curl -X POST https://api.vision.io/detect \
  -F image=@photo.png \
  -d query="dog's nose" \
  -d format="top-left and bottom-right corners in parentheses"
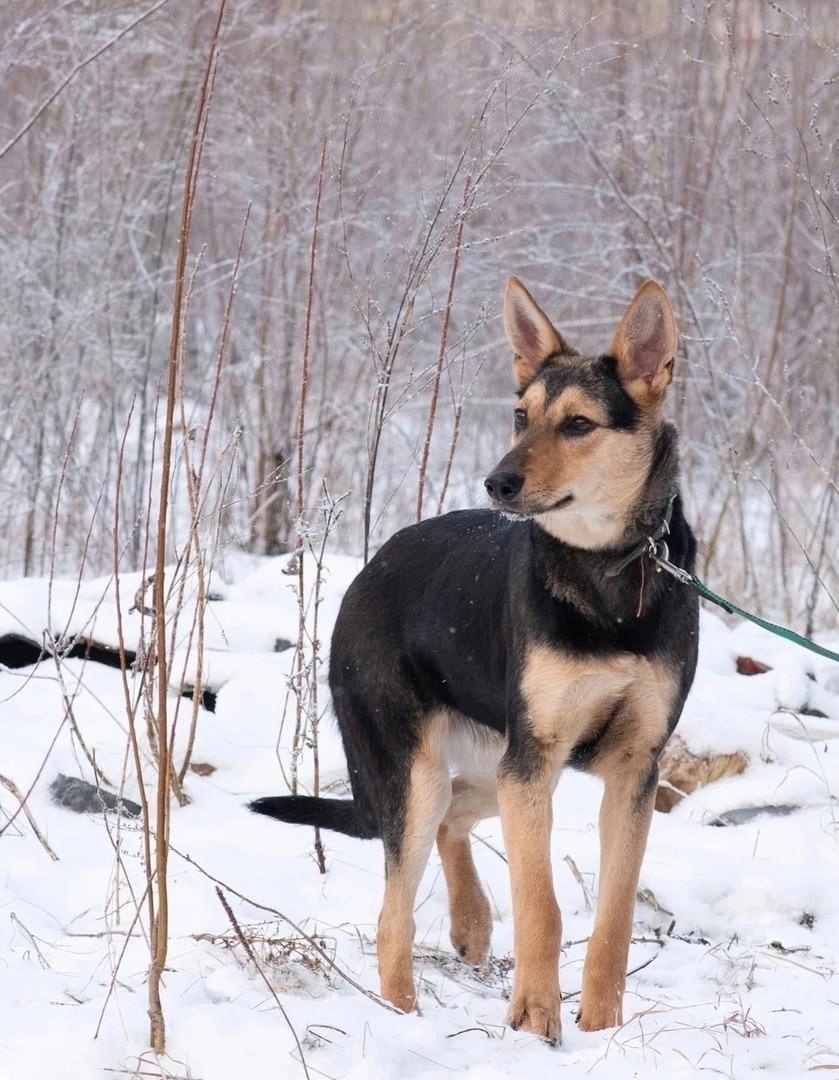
top-left (485, 470), bottom-right (524, 503)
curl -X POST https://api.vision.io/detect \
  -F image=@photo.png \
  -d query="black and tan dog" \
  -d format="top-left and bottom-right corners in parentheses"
top-left (251, 277), bottom-right (699, 1043)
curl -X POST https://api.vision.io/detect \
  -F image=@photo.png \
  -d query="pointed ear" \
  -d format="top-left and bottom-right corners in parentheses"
top-left (610, 281), bottom-right (678, 405)
top-left (503, 276), bottom-right (570, 388)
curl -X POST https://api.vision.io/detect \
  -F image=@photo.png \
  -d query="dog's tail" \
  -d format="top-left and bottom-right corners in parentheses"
top-left (248, 795), bottom-right (380, 840)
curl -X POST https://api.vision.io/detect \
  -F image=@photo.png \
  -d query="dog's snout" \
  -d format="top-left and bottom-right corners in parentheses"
top-left (485, 470), bottom-right (524, 504)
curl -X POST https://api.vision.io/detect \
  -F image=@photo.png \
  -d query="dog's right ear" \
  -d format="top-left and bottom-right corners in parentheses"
top-left (504, 277), bottom-right (569, 388)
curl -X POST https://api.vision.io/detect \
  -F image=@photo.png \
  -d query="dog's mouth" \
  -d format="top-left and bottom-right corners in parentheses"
top-left (493, 493), bottom-right (574, 518)
top-left (541, 494), bottom-right (575, 514)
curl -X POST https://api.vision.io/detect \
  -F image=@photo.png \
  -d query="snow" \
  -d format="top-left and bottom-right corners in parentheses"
top-left (1, 553), bottom-right (838, 1079)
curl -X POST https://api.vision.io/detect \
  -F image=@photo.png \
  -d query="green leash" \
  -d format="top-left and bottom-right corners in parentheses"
top-left (647, 541), bottom-right (839, 665)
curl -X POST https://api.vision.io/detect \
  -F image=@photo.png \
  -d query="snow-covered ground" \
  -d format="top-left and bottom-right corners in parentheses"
top-left (1, 552), bottom-right (838, 1079)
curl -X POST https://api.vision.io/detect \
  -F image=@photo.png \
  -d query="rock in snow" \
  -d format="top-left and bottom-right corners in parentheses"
top-left (49, 774), bottom-right (142, 817)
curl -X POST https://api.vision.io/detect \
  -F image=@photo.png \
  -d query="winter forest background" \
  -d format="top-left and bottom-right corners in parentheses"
top-left (2, 3), bottom-right (839, 1077)
top-left (1, 0), bottom-right (836, 626)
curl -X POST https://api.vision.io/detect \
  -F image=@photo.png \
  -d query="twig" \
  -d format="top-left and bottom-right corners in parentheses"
top-left (47, 644), bottom-right (115, 790)
top-left (176, 205), bottom-right (251, 784)
top-left (0, 715), bottom-right (66, 839)
top-left (472, 833), bottom-right (507, 863)
top-left (416, 173), bottom-right (470, 521)
top-left (9, 913), bottom-right (51, 970)
top-left (112, 398), bottom-right (157, 958)
top-left (564, 853), bottom-right (594, 913)
top-left (94, 882), bottom-right (152, 1040)
top-left (147, 0), bottom-right (226, 1053)
top-left (290, 139), bottom-right (328, 804)
top-left (215, 887), bottom-right (312, 1080)
top-left (0, 779), bottom-right (59, 861)
top-left (0, 0), bottom-right (175, 161)
top-left (168, 842), bottom-right (397, 1012)
top-left (305, 484), bottom-right (345, 874)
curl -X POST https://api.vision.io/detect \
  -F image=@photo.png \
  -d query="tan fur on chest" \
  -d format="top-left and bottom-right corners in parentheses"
top-left (521, 645), bottom-right (676, 762)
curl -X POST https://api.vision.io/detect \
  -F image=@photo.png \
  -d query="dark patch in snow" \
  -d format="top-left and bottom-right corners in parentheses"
top-left (50, 774), bottom-right (141, 817)
top-left (0, 633), bottom-right (136, 671)
top-left (736, 655), bottom-right (772, 676)
top-left (707, 804), bottom-right (799, 827)
top-left (182, 686), bottom-right (217, 713)
top-left (71, 639), bottom-right (136, 669)
top-left (0, 633), bottom-right (44, 668)
top-left (189, 761), bottom-right (216, 777)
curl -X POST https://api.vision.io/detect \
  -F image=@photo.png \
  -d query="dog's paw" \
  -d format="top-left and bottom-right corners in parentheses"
top-left (451, 885), bottom-right (490, 963)
top-left (381, 978), bottom-right (419, 1015)
top-left (450, 896), bottom-right (492, 966)
top-left (451, 927), bottom-right (491, 967)
top-left (576, 999), bottom-right (622, 1032)
top-left (507, 992), bottom-right (562, 1046)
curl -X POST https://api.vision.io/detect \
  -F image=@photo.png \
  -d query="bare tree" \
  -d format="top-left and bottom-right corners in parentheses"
top-left (0, 0), bottom-right (835, 629)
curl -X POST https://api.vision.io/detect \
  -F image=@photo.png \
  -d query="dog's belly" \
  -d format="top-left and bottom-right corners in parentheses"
top-left (442, 711), bottom-right (506, 778)
top-left (433, 710), bottom-right (505, 826)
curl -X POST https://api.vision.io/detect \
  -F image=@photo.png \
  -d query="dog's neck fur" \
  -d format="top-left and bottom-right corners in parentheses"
top-left (614, 420), bottom-right (679, 549)
top-left (530, 422), bottom-right (681, 622)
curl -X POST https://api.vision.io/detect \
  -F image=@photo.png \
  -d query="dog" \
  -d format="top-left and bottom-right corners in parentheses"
top-left (251, 276), bottom-right (699, 1044)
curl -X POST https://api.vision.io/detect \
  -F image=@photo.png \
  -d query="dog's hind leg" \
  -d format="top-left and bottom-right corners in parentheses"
top-left (377, 719), bottom-right (451, 1013)
top-left (437, 776), bottom-right (497, 965)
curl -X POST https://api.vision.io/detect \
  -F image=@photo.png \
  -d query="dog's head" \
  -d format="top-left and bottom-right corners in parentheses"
top-left (485, 276), bottom-right (678, 549)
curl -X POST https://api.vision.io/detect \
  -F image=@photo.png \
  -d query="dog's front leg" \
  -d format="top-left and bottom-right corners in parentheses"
top-left (577, 756), bottom-right (658, 1032)
top-left (497, 760), bottom-right (562, 1045)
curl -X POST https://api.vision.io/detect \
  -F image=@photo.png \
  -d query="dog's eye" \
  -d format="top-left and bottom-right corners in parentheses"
top-left (513, 409), bottom-right (527, 432)
top-left (561, 415), bottom-right (597, 437)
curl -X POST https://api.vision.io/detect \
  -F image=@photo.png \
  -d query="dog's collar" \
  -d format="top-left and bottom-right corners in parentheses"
top-left (603, 493), bottom-right (677, 579)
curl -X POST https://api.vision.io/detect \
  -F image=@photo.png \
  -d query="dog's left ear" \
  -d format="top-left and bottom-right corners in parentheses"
top-left (610, 281), bottom-right (678, 406)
